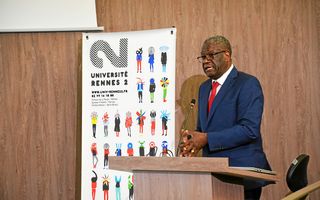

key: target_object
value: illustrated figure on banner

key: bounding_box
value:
[82,29,177,200]
[102,174,110,200]
[138,140,145,156]
[160,77,169,102]
[137,78,144,103]
[91,143,98,168]
[146,141,158,156]
[103,143,110,169]
[149,78,156,103]
[102,112,109,137]
[125,111,133,137]
[136,48,143,73]
[159,140,174,157]
[114,111,121,137]
[115,143,122,156]
[160,46,169,72]
[128,175,134,200]
[150,110,156,135]
[127,142,134,156]
[160,110,170,136]
[91,170,98,200]
[148,46,155,72]
[115,176,122,200]
[91,111,98,138]
[136,109,146,134]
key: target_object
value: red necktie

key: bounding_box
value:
[208,81,220,113]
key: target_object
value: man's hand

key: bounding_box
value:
[178,129,208,157]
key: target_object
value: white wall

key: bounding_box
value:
[0,0,102,32]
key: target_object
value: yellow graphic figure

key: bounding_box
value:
[160,77,169,102]
[91,111,98,138]
[102,174,111,200]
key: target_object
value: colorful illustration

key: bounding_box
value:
[150,110,156,135]
[127,142,134,156]
[91,143,98,168]
[91,171,98,200]
[160,77,169,102]
[91,111,98,138]
[103,143,110,169]
[136,48,143,73]
[82,29,176,200]
[115,143,122,157]
[160,46,169,72]
[160,110,170,136]
[125,111,133,137]
[136,109,146,134]
[148,46,155,72]
[136,78,144,103]
[102,112,109,137]
[138,141,145,156]
[149,78,156,103]
[102,174,110,200]
[159,140,174,157]
[128,175,134,200]
[146,141,158,156]
[114,112,120,137]
[115,176,122,200]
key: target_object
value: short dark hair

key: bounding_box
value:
[202,35,232,56]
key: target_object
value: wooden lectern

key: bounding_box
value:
[109,156,279,200]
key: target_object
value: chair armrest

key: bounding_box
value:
[282,180,320,200]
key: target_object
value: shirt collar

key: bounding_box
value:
[212,64,234,85]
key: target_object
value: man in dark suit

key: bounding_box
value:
[179,35,272,200]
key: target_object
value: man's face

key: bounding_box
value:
[200,42,231,79]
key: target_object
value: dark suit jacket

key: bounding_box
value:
[197,66,272,189]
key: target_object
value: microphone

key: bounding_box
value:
[175,99,196,156]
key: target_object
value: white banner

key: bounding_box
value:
[0,0,100,32]
[82,28,176,200]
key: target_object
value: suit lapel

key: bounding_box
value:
[200,80,211,127]
[206,67,238,125]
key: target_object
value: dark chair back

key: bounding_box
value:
[286,154,310,199]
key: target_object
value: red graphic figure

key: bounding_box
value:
[125,111,132,137]
[91,143,98,168]
[114,112,120,137]
[103,143,110,169]
[136,110,146,134]
[127,142,134,156]
[102,112,109,137]
[136,48,143,73]
[102,174,110,200]
[150,110,156,136]
[91,170,97,200]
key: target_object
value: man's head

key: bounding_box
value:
[198,35,232,80]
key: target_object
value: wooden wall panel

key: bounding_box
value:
[0,0,319,199]
[0,33,82,199]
